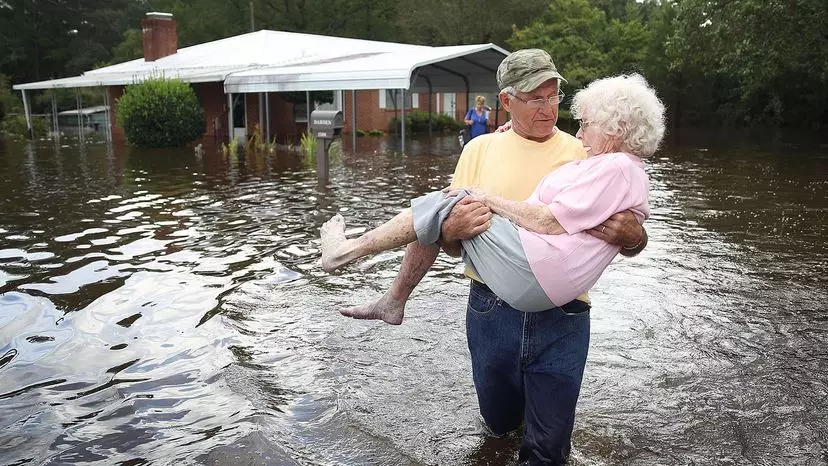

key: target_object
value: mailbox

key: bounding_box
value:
[310,110,345,139]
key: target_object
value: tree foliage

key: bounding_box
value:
[116,78,205,147]
[2,0,826,129]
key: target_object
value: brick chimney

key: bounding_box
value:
[141,12,178,61]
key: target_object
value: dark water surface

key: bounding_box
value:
[1,133,826,465]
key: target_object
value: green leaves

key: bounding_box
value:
[507,0,827,127]
[508,0,648,93]
[117,78,206,147]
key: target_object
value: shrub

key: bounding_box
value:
[117,77,205,147]
[0,115,49,139]
[367,129,384,136]
[388,111,464,134]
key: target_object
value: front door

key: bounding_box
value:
[232,93,246,142]
[442,93,457,119]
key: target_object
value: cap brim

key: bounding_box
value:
[513,70,568,93]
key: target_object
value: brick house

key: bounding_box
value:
[15,13,509,147]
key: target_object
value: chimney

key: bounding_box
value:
[141,12,178,62]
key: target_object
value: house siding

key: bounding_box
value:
[106,85,502,144]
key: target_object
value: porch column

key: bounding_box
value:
[351,90,356,154]
[306,91,311,132]
[401,89,406,155]
[258,92,264,137]
[265,92,270,143]
[227,93,233,143]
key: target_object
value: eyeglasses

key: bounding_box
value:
[508,91,565,108]
[575,118,593,131]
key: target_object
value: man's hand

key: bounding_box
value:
[587,210,647,257]
[439,197,491,256]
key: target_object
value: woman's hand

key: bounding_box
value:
[442,186,485,202]
[495,120,512,133]
[588,210,647,256]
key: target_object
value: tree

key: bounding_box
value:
[508,0,646,92]
[667,0,828,126]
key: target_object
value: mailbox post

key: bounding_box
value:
[309,110,345,182]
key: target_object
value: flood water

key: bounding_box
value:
[1,131,826,465]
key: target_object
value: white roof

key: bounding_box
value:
[224,44,509,93]
[14,30,509,93]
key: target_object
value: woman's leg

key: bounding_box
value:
[320,210,417,272]
[323,190,469,323]
[340,242,439,325]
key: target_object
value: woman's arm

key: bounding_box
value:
[444,187,564,235]
[480,193,566,235]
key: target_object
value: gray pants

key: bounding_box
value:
[411,191,555,312]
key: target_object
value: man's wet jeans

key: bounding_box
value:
[466,280,591,466]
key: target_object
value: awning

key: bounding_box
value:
[223,44,509,93]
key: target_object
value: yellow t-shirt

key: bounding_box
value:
[450,128,591,304]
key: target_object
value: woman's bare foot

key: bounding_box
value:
[320,214,356,272]
[340,291,406,325]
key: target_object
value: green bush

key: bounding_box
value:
[367,129,384,136]
[117,77,205,147]
[0,116,48,139]
[0,74,23,122]
[388,111,464,134]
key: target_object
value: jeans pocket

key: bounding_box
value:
[467,283,498,317]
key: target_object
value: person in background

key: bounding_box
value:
[464,95,490,140]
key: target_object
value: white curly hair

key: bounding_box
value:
[571,73,666,157]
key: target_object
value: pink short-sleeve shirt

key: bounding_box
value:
[518,152,650,306]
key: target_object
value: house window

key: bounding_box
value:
[379,90,419,110]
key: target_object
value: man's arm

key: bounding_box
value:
[587,210,648,257]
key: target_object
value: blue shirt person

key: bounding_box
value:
[464,96,490,140]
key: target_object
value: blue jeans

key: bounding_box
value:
[465,280,591,465]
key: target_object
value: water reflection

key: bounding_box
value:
[0,132,826,465]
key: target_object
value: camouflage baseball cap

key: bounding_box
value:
[496,49,567,93]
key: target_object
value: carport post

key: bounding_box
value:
[351,90,356,154]
[21,89,32,139]
[51,90,60,141]
[494,98,500,128]
[227,93,233,143]
[75,88,84,144]
[424,77,433,139]
[103,88,112,143]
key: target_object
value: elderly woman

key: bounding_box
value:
[320,73,665,324]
